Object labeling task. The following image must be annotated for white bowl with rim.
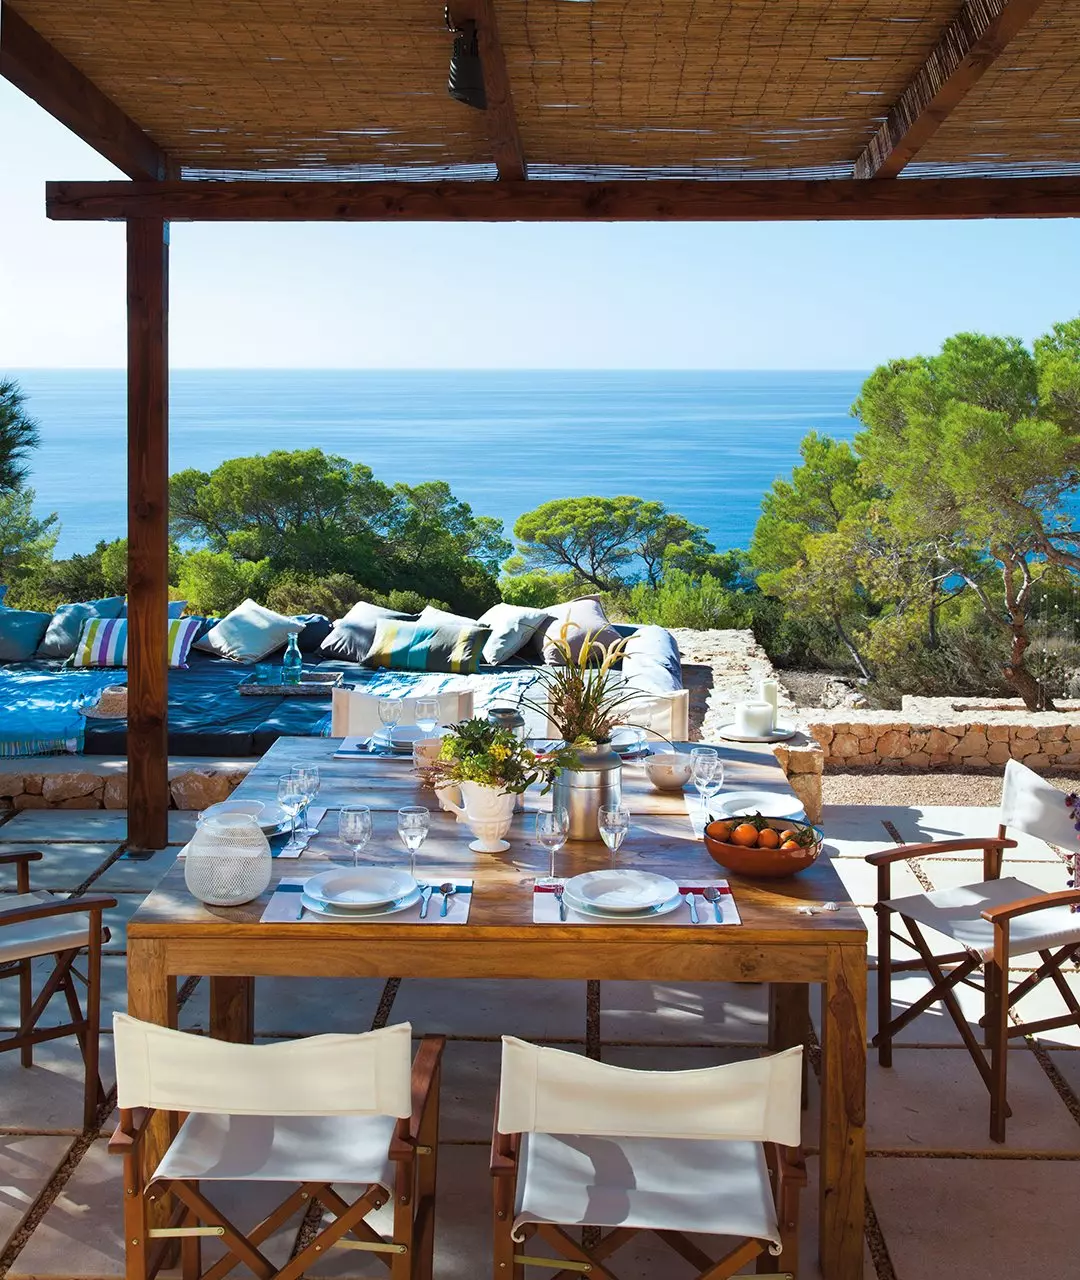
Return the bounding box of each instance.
[643,751,694,791]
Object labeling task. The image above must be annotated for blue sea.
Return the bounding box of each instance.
[10,370,867,557]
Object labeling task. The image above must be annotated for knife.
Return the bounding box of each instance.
[418,884,434,919]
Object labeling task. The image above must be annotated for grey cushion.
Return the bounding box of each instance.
[193,598,300,663]
[318,602,414,664]
[36,596,126,660]
[478,602,551,665]
[541,596,624,665]
[0,608,53,662]
[418,605,480,628]
[621,625,683,693]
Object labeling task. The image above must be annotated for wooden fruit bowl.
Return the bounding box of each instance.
[703,815,824,879]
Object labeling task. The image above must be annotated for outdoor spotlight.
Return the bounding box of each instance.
[446,10,486,109]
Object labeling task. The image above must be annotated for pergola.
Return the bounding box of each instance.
[1,0,1078,870]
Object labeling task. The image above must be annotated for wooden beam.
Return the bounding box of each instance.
[0,2,166,180]
[46,176,1080,223]
[126,218,170,852]
[452,0,526,181]
[854,0,1050,180]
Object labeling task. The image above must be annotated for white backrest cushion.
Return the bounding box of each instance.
[497,1037,802,1144]
[1000,759,1078,849]
[114,1015,413,1117]
[330,688,475,737]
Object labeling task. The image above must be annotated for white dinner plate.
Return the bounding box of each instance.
[372,725,426,754]
[303,867,418,910]
[563,891,683,921]
[563,869,680,914]
[610,727,647,756]
[300,886,421,919]
[712,791,806,822]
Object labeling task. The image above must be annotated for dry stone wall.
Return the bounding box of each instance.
[0,766,249,812]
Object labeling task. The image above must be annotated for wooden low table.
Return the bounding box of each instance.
[128,737,866,1278]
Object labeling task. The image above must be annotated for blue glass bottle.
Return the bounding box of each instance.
[282,631,303,685]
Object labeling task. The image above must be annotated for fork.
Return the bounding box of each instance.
[684,891,699,924]
[553,885,567,921]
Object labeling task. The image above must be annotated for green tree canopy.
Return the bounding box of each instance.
[511,496,713,591]
[0,379,42,491]
[0,489,59,598]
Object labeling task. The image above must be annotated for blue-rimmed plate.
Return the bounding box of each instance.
[303,867,418,910]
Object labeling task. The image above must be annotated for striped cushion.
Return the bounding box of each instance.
[70,617,202,669]
[364,617,489,675]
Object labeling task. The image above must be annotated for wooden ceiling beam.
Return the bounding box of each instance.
[450,0,526,181]
[854,0,1050,180]
[45,176,1080,223]
[0,1,167,181]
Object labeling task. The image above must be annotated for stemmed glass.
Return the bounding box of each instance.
[691,747,724,819]
[415,698,440,737]
[377,700,403,753]
[598,804,631,869]
[536,808,570,884]
[295,765,321,836]
[397,805,430,878]
[338,805,372,869]
[276,772,307,855]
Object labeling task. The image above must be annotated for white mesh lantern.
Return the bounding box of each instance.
[184,812,272,906]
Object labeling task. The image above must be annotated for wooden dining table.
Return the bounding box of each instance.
[128,735,866,1278]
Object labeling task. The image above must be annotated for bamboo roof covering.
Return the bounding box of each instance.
[8,0,1080,181]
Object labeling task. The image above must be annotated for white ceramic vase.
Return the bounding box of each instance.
[436,780,516,853]
[184,812,272,906]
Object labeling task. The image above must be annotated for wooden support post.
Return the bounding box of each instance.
[126,218,170,851]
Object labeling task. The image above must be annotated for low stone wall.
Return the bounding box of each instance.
[0,765,250,811]
[806,697,1080,770]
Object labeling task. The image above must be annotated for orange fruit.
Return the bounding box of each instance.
[709,821,734,843]
[731,823,760,848]
[757,827,781,849]
[779,829,798,844]
[780,839,802,850]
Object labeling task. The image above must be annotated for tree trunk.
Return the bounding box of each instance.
[927,577,939,650]
[1003,622,1055,711]
[833,614,872,681]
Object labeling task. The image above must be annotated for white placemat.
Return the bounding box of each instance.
[533,879,740,926]
[261,876,474,924]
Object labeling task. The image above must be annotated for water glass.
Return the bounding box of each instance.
[378,699,403,752]
[255,662,277,686]
[415,698,440,737]
[338,805,372,868]
[690,747,724,815]
[598,804,631,868]
[536,808,570,883]
[295,765,321,836]
[397,805,430,878]
[276,772,306,854]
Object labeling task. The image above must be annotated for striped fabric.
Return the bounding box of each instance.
[70,617,202,669]
[364,617,488,675]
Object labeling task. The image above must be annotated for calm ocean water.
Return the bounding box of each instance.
[10,370,867,557]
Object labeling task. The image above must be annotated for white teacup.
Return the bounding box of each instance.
[644,751,694,791]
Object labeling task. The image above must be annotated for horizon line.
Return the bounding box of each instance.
[6,365,873,374]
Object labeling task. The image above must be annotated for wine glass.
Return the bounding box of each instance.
[415,698,440,737]
[690,747,724,818]
[598,804,631,869]
[295,765,321,836]
[377,699,403,753]
[536,808,570,884]
[276,772,306,854]
[397,805,430,878]
[338,805,372,868]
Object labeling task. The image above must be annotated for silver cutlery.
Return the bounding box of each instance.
[438,881,456,917]
[553,885,567,921]
[702,886,723,923]
[418,884,434,919]
[684,891,699,924]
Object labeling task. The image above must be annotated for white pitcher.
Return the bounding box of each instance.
[435,780,516,853]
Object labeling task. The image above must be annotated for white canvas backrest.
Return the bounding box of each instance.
[1000,759,1078,850]
[330,688,474,737]
[113,1015,413,1117]
[623,690,691,742]
[497,1037,802,1145]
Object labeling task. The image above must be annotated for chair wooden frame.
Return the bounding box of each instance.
[490,1094,806,1280]
[0,850,115,1130]
[869,832,1080,1142]
[110,1033,444,1280]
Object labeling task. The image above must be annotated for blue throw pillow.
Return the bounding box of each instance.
[36,596,126,661]
[0,608,53,662]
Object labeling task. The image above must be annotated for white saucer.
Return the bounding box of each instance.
[564,869,679,913]
[373,725,425,754]
[717,722,797,744]
[304,867,417,909]
[300,886,421,919]
[712,791,805,821]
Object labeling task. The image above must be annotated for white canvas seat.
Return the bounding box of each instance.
[112,1015,444,1280]
[0,892,92,964]
[868,759,1080,1143]
[330,686,474,736]
[492,1037,805,1280]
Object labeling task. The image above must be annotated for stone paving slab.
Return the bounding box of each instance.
[0,810,199,845]
[88,848,178,892]
[0,845,120,892]
[600,978,770,1045]
[0,1039,116,1135]
[0,1135,72,1252]
[0,955,127,1031]
[390,977,588,1041]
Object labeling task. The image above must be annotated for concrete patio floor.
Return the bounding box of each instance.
[1,802,1078,1279]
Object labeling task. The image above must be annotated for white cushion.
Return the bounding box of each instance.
[153,1111,396,1189]
[330,687,475,737]
[477,603,551,665]
[513,1132,780,1248]
[193,599,298,663]
[885,876,1080,962]
[0,892,92,964]
[541,596,623,665]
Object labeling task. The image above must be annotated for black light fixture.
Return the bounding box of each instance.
[446,9,486,109]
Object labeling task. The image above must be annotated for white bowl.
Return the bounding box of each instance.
[644,751,694,791]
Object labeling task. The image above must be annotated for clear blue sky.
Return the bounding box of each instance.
[3,78,1079,371]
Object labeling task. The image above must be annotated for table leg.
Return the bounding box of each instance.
[819,944,867,1280]
[209,977,254,1043]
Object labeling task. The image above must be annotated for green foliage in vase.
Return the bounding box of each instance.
[428,718,577,794]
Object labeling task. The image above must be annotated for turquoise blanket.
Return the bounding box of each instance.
[0,665,128,757]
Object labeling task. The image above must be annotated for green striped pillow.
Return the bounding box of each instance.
[364,617,489,674]
[70,617,202,669]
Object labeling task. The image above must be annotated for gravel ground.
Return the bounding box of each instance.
[824,769,1080,807]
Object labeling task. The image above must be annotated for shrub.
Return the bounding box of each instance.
[177,550,271,616]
